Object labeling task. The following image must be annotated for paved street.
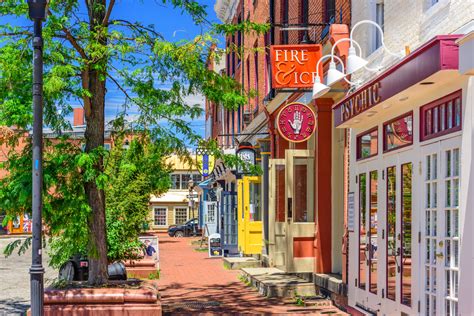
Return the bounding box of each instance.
[0,237,56,315]
[158,233,344,315]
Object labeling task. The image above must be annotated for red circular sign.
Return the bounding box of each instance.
[277,102,316,143]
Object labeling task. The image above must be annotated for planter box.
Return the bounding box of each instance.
[125,258,159,279]
[29,280,161,316]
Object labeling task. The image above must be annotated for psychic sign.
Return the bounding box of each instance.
[277,102,316,143]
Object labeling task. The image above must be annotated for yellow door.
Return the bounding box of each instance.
[237,176,263,255]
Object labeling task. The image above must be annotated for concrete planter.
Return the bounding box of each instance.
[30,280,161,316]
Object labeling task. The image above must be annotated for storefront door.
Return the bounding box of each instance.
[237,176,263,255]
[268,150,315,272]
[421,136,461,316]
[221,189,238,255]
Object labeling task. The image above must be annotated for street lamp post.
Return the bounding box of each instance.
[27,1,47,315]
[188,179,196,235]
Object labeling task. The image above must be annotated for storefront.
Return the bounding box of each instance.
[336,35,473,315]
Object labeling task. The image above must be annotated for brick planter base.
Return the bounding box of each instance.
[30,280,161,316]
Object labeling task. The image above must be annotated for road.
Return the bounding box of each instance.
[0,237,56,315]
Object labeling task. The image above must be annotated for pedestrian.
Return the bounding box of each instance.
[144,240,156,258]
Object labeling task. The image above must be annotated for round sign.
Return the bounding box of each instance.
[277,102,316,143]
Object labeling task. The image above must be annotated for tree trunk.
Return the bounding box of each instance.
[84,0,108,285]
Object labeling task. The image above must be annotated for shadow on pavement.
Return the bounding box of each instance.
[0,298,30,315]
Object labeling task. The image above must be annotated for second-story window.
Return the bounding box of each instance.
[374,1,384,51]
[324,0,336,23]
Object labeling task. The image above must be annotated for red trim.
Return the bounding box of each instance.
[420,90,462,142]
[356,127,378,161]
[383,111,413,153]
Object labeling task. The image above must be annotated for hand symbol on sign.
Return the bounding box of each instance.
[288,111,303,134]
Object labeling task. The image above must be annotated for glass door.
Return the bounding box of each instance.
[269,159,286,269]
[422,137,461,316]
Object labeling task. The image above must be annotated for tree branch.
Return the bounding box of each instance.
[102,0,116,26]
[61,27,88,60]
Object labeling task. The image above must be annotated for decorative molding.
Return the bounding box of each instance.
[214,0,239,23]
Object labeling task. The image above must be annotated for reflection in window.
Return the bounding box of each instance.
[386,166,396,301]
[421,91,462,141]
[249,182,261,221]
[369,171,378,294]
[358,173,367,290]
[276,165,286,222]
[357,129,378,160]
[294,158,314,222]
[384,112,413,151]
[401,163,412,306]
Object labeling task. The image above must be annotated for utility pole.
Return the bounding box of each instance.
[27,1,47,315]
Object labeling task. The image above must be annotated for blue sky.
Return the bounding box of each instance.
[3,0,220,139]
[100,0,220,138]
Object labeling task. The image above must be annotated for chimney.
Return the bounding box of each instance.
[73,107,85,127]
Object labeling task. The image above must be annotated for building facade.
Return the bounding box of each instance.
[339,1,474,314]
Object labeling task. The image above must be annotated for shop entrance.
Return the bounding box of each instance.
[270,149,315,273]
[237,176,263,255]
[421,136,461,316]
[354,149,414,314]
[221,188,238,255]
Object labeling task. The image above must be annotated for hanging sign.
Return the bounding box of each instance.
[277,102,316,143]
[236,143,256,175]
[196,148,215,177]
[270,44,323,89]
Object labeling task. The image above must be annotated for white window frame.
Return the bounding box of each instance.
[174,206,189,225]
[153,207,168,227]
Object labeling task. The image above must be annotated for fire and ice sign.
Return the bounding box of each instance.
[270,44,323,89]
[277,102,316,143]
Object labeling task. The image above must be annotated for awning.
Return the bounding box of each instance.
[332,35,461,127]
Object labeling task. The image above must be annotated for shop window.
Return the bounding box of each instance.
[386,166,396,301]
[249,182,261,221]
[154,207,167,226]
[293,158,314,222]
[383,112,413,152]
[421,90,462,141]
[358,173,367,290]
[369,171,378,294]
[175,207,188,225]
[401,163,413,307]
[357,128,378,160]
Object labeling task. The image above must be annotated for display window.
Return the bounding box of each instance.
[383,112,413,152]
[357,128,378,160]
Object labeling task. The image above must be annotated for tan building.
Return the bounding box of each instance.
[149,155,202,231]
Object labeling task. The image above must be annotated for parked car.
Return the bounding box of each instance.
[168,218,201,237]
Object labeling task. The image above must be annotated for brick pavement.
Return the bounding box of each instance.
[157,233,346,315]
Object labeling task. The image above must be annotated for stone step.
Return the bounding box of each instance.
[240,267,316,298]
[223,257,260,270]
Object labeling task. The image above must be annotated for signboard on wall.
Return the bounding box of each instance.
[270,44,323,89]
[277,102,316,143]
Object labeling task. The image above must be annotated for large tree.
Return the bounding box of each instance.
[0,0,256,285]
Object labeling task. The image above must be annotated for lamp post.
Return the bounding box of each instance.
[27,1,47,315]
[188,179,196,235]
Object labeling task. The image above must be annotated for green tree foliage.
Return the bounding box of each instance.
[0,0,265,284]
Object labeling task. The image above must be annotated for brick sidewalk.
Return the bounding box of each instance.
[157,233,346,315]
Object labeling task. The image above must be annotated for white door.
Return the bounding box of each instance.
[421,136,461,316]
[354,158,382,307]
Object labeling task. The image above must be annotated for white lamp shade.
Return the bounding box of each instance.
[346,46,368,74]
[326,61,346,86]
[312,75,330,99]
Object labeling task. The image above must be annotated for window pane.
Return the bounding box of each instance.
[170,174,180,189]
[453,149,460,177]
[447,101,453,129]
[433,107,439,133]
[440,103,446,131]
[386,166,397,301]
[426,109,432,135]
[192,174,202,184]
[249,181,261,221]
[446,150,452,177]
[294,158,314,222]
[384,113,413,151]
[359,173,367,290]
[401,163,412,306]
[181,174,191,189]
[369,171,378,294]
[154,208,167,226]
[175,207,188,225]
[357,129,378,159]
[454,98,461,127]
